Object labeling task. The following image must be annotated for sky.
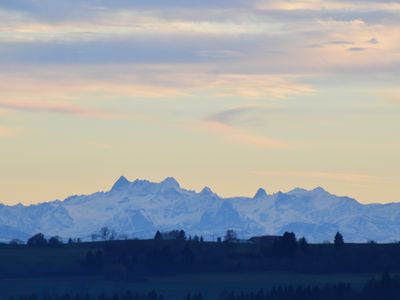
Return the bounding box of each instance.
[0,0,399,205]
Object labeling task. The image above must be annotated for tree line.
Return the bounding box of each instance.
[19,227,345,247]
[79,230,400,278]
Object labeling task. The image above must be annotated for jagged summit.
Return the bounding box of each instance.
[288,187,308,194]
[111,176,130,192]
[254,188,267,199]
[160,177,180,189]
[288,186,329,195]
[312,186,328,193]
[200,186,218,197]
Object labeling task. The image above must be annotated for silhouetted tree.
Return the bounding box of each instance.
[27,233,47,246]
[334,232,344,249]
[48,236,63,246]
[298,237,309,252]
[101,227,109,240]
[177,230,186,241]
[274,232,297,256]
[224,230,238,242]
[154,230,163,240]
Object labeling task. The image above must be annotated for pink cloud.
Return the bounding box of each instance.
[0,126,15,138]
[251,170,376,184]
[204,121,291,149]
[0,100,121,120]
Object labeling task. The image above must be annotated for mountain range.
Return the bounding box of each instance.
[1,176,400,243]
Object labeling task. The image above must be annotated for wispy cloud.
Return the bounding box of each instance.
[253,0,400,12]
[206,75,314,99]
[251,170,377,184]
[0,100,121,119]
[0,125,15,138]
[347,47,367,52]
[367,38,379,45]
[380,89,400,105]
[203,121,291,149]
[0,67,314,102]
[202,105,292,148]
[207,106,284,127]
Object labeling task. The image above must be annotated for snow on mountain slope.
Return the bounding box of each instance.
[1,177,400,243]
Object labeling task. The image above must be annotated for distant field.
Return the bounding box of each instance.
[0,272,387,299]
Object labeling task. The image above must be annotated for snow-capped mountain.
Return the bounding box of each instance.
[1,176,400,243]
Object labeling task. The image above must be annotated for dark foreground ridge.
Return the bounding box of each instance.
[1,230,400,299]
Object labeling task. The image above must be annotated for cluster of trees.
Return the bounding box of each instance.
[26,233,63,247]
[23,233,82,247]
[19,227,346,247]
[83,240,201,276]
[91,227,120,241]
[78,228,400,277]
[270,231,344,257]
[221,273,400,300]
[154,230,205,243]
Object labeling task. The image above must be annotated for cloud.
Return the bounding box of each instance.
[0,126,14,138]
[253,0,400,12]
[380,89,400,105]
[207,106,284,127]
[203,121,291,149]
[0,100,121,119]
[327,40,353,45]
[367,37,379,44]
[202,105,291,148]
[208,107,259,124]
[251,170,376,184]
[195,49,243,59]
[0,8,284,44]
[347,47,366,52]
[0,66,314,103]
[0,0,399,79]
[204,75,314,99]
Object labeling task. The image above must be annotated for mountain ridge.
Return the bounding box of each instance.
[1,176,400,243]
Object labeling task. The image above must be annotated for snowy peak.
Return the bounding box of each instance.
[288,186,331,197]
[311,186,329,194]
[110,176,131,192]
[200,187,218,198]
[160,177,180,189]
[254,188,267,199]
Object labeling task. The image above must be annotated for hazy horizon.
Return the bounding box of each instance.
[0,0,399,205]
